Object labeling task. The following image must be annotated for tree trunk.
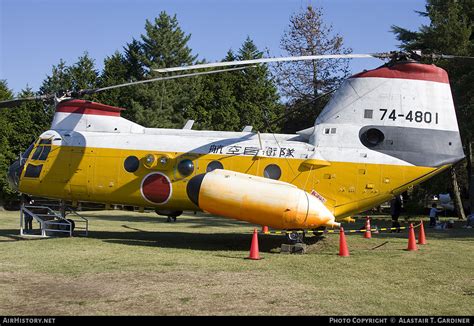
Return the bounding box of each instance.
[468,141,474,215]
[450,166,466,220]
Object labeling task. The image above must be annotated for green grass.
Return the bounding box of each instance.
[0,209,472,315]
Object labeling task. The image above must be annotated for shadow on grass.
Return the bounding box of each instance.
[0,227,286,252]
[97,231,290,252]
[84,212,251,229]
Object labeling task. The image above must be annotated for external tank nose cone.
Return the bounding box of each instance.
[186,173,205,206]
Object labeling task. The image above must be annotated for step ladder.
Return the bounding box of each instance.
[20,204,88,238]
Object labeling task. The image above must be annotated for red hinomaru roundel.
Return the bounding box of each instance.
[140,172,172,204]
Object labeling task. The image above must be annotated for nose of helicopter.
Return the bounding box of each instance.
[7,159,21,191]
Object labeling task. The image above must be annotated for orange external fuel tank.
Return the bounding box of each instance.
[186,169,340,230]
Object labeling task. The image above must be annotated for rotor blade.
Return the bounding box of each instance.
[154,54,377,73]
[437,54,474,60]
[0,94,54,109]
[80,66,253,95]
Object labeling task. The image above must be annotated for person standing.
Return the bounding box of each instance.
[21,194,34,233]
[390,195,402,231]
[429,203,443,227]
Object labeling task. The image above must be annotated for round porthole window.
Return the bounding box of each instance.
[362,128,385,147]
[264,164,281,180]
[177,159,195,176]
[124,156,139,173]
[206,160,223,172]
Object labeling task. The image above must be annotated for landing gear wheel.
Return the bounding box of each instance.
[286,231,305,244]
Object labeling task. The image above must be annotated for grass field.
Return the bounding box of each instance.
[0,209,472,316]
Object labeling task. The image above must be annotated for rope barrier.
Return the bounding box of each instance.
[260,226,408,236]
[257,219,425,236]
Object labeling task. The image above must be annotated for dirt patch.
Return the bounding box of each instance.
[305,235,337,253]
[0,270,322,315]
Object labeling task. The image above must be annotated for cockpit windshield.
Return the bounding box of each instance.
[31,139,52,161]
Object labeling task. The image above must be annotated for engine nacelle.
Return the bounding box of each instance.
[186,169,340,230]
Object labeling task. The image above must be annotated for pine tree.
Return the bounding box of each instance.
[130,11,200,128]
[124,39,146,80]
[189,50,240,131]
[40,53,100,109]
[68,53,99,92]
[140,12,197,70]
[190,40,282,132]
[97,51,128,109]
[39,59,72,96]
[234,38,282,132]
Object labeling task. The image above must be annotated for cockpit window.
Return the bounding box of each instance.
[38,146,51,160]
[32,147,43,160]
[24,164,43,178]
[39,139,52,145]
[31,139,52,161]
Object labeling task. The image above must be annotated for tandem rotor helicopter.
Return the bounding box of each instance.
[0,50,467,239]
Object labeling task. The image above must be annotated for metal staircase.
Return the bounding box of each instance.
[20,203,88,238]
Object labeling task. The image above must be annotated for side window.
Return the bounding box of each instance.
[263,164,282,180]
[206,160,224,172]
[24,164,43,178]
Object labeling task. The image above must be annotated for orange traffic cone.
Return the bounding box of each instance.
[262,225,269,234]
[364,216,372,239]
[247,228,261,260]
[418,220,427,245]
[339,227,350,257]
[407,223,418,251]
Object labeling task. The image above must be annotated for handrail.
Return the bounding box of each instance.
[65,208,89,237]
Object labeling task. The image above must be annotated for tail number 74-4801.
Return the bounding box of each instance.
[379,109,439,124]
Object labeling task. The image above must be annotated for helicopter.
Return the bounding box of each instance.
[0,51,466,237]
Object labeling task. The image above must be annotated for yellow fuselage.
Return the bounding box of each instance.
[18,143,444,222]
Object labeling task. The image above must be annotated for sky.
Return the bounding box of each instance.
[0,0,429,94]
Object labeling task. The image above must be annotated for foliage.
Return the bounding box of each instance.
[392,0,473,211]
[189,39,283,132]
[0,82,51,204]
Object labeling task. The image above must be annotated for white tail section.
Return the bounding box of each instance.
[311,62,464,167]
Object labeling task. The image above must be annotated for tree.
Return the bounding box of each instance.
[189,51,240,131]
[96,42,145,120]
[275,6,352,132]
[130,11,200,128]
[97,51,128,107]
[0,83,50,205]
[190,40,283,132]
[234,38,283,132]
[40,52,99,112]
[392,0,473,218]
[140,12,197,70]
[67,53,99,93]
[0,80,14,204]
